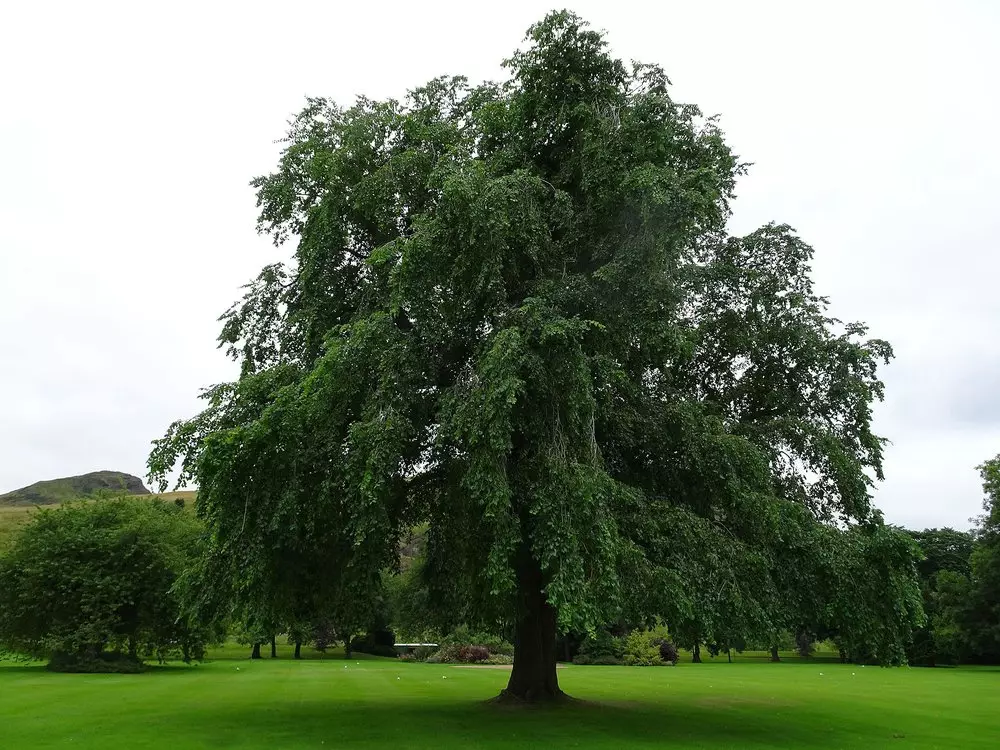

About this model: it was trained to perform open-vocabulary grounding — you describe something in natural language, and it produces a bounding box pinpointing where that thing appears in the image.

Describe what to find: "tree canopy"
[150,12,920,700]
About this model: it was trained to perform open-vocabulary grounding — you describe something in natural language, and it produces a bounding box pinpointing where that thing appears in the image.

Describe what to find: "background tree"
[905,527,975,665]
[0,498,210,671]
[150,12,918,701]
[961,456,1000,662]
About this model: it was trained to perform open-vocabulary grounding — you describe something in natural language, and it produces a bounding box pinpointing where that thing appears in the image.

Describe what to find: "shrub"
[350,630,397,658]
[425,637,510,663]
[439,626,514,656]
[591,654,623,665]
[398,652,418,662]
[0,498,210,672]
[622,629,663,666]
[412,645,438,661]
[656,639,679,665]
[578,630,624,661]
[48,651,144,674]
[457,645,490,663]
[433,643,464,663]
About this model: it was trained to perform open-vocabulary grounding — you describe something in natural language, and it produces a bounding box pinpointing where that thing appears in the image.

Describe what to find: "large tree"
[150,12,917,701]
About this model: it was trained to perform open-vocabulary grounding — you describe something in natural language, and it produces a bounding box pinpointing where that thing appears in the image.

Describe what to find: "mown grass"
[2,646,997,749]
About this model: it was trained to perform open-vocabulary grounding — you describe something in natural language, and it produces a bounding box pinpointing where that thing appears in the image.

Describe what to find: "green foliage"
[384,555,440,642]
[574,625,676,666]
[906,528,975,665]
[961,457,1000,661]
[903,459,1000,666]
[0,498,210,669]
[575,630,624,665]
[621,630,664,666]
[149,11,912,691]
[818,523,924,665]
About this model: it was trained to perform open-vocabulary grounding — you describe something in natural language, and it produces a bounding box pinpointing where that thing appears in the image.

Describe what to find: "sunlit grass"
[2,646,997,749]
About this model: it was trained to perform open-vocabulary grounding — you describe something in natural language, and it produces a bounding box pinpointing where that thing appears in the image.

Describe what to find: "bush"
[457,645,490,663]
[412,644,438,661]
[439,626,514,656]
[398,652,418,662]
[350,630,397,658]
[592,654,624,665]
[423,626,514,662]
[656,639,679,665]
[578,630,624,662]
[622,630,663,666]
[432,643,464,663]
[48,651,144,674]
[0,498,210,671]
[423,630,513,663]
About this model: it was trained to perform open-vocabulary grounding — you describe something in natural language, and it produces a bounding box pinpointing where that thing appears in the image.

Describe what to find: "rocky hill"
[0,471,150,506]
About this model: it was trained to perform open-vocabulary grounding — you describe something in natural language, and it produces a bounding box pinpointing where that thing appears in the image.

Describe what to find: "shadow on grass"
[0,662,206,677]
[154,695,877,749]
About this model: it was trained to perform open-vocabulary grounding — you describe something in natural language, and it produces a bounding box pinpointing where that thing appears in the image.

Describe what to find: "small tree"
[0,498,210,671]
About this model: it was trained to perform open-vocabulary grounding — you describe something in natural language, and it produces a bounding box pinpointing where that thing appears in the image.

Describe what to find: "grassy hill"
[0,491,197,551]
[0,471,150,506]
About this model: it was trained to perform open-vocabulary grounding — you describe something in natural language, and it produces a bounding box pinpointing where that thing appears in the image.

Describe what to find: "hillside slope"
[0,471,150,506]
[0,491,197,550]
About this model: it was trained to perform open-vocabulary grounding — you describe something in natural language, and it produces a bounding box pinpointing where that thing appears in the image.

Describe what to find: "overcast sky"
[1,1,997,529]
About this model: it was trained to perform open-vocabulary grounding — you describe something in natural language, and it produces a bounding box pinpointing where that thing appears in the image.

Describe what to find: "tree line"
[1,462,997,671]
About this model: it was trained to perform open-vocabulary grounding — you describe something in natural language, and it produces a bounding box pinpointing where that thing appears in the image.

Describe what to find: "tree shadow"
[123,695,898,749]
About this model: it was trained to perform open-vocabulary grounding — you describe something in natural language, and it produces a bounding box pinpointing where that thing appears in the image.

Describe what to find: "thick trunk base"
[692,643,702,663]
[251,643,262,660]
[770,646,781,663]
[498,553,566,704]
[294,642,302,659]
[271,636,277,659]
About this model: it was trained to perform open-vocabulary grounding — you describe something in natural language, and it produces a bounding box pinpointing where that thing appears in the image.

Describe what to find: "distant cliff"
[0,471,150,506]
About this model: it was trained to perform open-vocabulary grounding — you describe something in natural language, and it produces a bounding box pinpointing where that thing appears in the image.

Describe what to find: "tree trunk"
[294,641,302,659]
[839,648,848,663]
[770,645,781,662]
[497,555,564,703]
[271,636,277,658]
[727,648,732,663]
[251,643,262,659]
[345,639,353,659]
[692,643,702,663]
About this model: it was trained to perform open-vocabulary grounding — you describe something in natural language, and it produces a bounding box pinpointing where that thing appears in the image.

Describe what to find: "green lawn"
[1,649,997,749]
